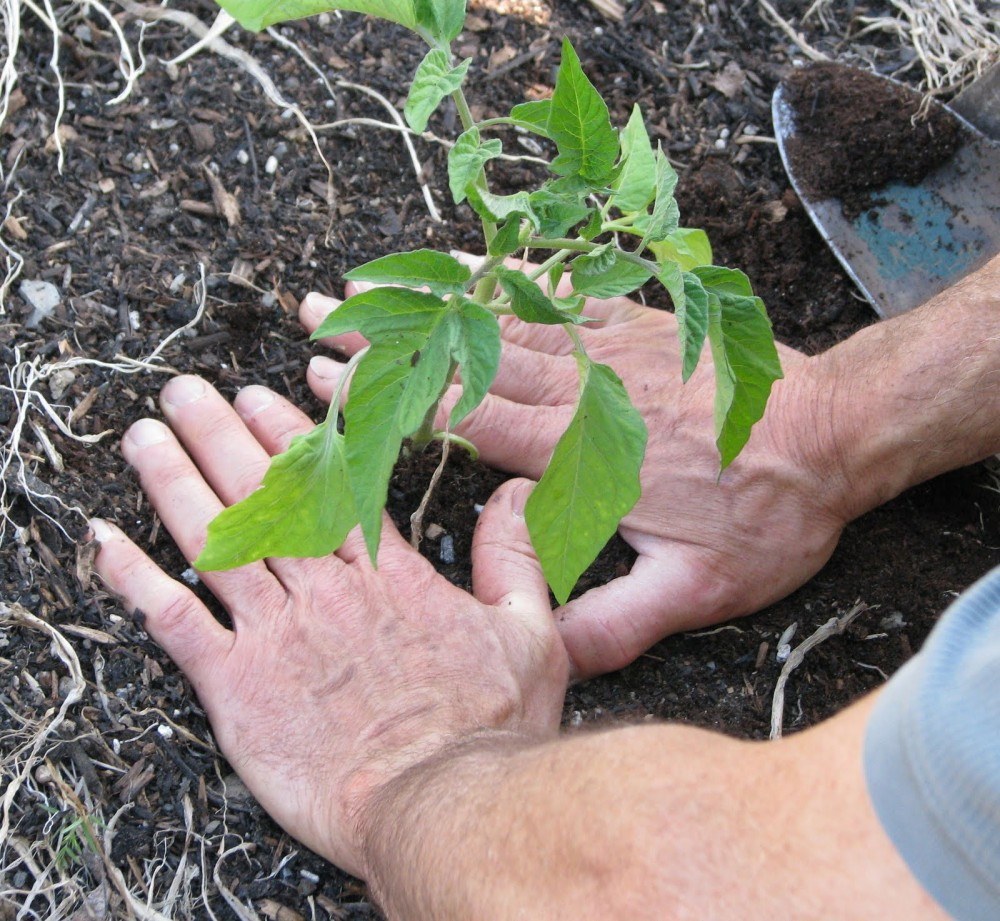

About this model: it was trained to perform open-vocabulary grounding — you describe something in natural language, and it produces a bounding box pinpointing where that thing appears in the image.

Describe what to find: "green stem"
[566,324,589,360]
[451,84,498,248]
[324,349,366,425]
[523,237,597,253]
[436,431,479,461]
[526,248,573,284]
[411,358,459,449]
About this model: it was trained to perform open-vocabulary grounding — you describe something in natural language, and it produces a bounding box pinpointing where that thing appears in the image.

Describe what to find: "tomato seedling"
[195,0,783,604]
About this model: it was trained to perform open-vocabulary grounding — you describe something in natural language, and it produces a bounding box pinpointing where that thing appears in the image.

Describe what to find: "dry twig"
[770,601,869,739]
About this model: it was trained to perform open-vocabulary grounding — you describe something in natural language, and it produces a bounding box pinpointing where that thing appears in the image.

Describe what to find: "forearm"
[357,701,946,921]
[808,253,1000,520]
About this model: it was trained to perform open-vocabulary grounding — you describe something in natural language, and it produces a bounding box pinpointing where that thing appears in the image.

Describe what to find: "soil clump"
[783,62,967,215]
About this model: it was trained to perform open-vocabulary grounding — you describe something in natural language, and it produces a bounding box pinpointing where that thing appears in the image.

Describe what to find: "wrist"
[355,728,540,916]
[796,255,1000,524]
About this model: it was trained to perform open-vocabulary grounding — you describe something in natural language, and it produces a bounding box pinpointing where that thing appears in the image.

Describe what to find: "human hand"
[299,271,851,679]
[91,375,569,877]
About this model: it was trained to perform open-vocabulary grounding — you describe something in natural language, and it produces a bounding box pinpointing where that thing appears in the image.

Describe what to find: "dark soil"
[783,62,967,214]
[3,2,999,918]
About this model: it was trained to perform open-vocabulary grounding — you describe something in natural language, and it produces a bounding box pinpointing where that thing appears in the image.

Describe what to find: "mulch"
[2,1,999,918]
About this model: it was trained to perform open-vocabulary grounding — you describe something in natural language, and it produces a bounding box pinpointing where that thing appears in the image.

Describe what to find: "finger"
[159,377,270,503]
[451,392,570,478]
[489,339,578,406]
[555,543,732,680]
[90,518,231,683]
[497,314,577,356]
[121,417,281,610]
[299,292,369,355]
[306,354,352,408]
[232,384,324,456]
[472,478,552,628]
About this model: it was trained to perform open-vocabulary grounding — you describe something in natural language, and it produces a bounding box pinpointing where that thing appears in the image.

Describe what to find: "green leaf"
[579,209,603,241]
[509,100,551,137]
[313,287,501,560]
[639,147,680,246]
[694,265,754,297]
[526,355,647,604]
[414,0,465,42]
[313,288,450,558]
[196,420,357,570]
[344,249,471,297]
[609,104,656,213]
[495,266,589,325]
[571,246,652,298]
[488,215,523,256]
[405,50,471,133]
[466,184,539,229]
[219,0,416,33]
[676,271,709,381]
[648,227,714,271]
[694,266,783,469]
[448,297,502,426]
[528,177,591,237]
[654,258,685,310]
[548,39,617,184]
[448,127,502,204]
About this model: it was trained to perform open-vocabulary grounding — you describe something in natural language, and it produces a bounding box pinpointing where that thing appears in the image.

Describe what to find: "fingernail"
[302,293,336,322]
[88,518,113,542]
[309,355,343,381]
[162,376,206,408]
[509,480,532,520]
[126,418,168,447]
[237,385,275,418]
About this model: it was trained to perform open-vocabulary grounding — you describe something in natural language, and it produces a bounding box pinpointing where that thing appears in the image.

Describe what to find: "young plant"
[194,0,783,603]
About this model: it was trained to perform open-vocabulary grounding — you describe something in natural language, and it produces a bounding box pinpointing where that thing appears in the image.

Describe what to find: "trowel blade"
[773,75,1000,319]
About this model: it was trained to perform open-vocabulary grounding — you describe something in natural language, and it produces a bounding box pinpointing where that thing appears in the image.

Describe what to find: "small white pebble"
[265,155,279,174]
[776,643,792,663]
[236,149,250,165]
[714,138,727,150]
[157,723,174,740]
[439,534,455,564]
[473,503,485,515]
[180,567,200,586]
[129,309,141,330]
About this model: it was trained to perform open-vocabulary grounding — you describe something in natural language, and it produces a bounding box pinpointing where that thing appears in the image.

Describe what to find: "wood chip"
[228,258,255,287]
[179,199,218,218]
[202,164,240,227]
[258,900,305,921]
[585,0,623,20]
[2,214,27,241]
[59,622,118,646]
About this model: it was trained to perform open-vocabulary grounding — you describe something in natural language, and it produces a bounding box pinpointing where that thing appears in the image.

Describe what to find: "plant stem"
[411,358,459,449]
[324,348,366,425]
[523,237,597,253]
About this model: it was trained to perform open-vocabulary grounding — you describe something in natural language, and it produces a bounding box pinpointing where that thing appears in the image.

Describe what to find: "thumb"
[472,479,551,624]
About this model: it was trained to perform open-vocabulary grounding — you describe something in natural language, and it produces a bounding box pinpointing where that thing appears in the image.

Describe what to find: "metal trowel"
[773,63,1000,318]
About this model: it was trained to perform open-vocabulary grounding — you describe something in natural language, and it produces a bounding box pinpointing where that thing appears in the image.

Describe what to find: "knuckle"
[153,588,206,639]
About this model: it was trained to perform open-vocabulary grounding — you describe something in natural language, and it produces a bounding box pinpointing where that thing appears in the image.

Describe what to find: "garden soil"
[2,1,999,917]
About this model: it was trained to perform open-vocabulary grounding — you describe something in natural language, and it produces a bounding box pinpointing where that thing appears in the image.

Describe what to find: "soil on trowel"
[783,62,967,216]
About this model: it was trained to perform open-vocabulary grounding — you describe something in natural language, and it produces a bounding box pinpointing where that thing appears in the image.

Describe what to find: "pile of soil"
[783,62,967,214]
[2,2,998,918]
